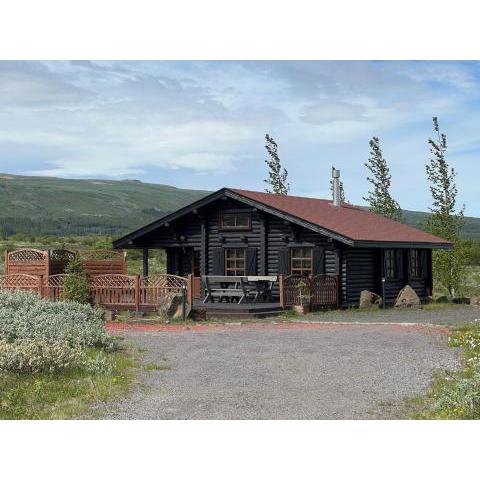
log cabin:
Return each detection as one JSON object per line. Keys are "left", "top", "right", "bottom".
{"left": 113, "top": 173, "right": 451, "bottom": 312}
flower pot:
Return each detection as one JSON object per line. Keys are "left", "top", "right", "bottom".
{"left": 293, "top": 304, "right": 310, "bottom": 315}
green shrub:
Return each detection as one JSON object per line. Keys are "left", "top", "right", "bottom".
{"left": 80, "top": 352, "right": 114, "bottom": 375}
{"left": 63, "top": 257, "right": 90, "bottom": 304}
{"left": 0, "top": 289, "right": 108, "bottom": 348}
{"left": 0, "top": 339, "right": 80, "bottom": 374}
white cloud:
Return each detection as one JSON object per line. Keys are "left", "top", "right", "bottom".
{"left": 0, "top": 60, "right": 479, "bottom": 213}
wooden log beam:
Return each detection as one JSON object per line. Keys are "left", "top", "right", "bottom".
{"left": 142, "top": 249, "right": 149, "bottom": 277}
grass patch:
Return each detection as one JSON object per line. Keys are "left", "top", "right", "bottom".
{"left": 0, "top": 344, "right": 138, "bottom": 420}
{"left": 409, "top": 322, "right": 480, "bottom": 419}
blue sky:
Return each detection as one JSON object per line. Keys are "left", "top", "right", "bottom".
{"left": 0, "top": 60, "right": 479, "bottom": 214}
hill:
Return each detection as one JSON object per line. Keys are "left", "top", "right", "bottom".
{"left": 1, "top": 173, "right": 479, "bottom": 239}
{"left": 0, "top": 174, "right": 208, "bottom": 236}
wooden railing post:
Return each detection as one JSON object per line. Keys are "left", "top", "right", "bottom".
{"left": 44, "top": 277, "right": 49, "bottom": 300}
{"left": 4, "top": 249, "right": 8, "bottom": 275}
{"left": 37, "top": 276, "right": 43, "bottom": 298}
{"left": 279, "top": 274, "right": 284, "bottom": 309}
{"left": 187, "top": 274, "right": 194, "bottom": 305}
{"left": 134, "top": 275, "right": 140, "bottom": 311}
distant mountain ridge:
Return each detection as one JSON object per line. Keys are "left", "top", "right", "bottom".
{"left": 1, "top": 173, "right": 479, "bottom": 239}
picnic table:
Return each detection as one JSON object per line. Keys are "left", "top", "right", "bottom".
{"left": 247, "top": 276, "right": 277, "bottom": 302}
{"left": 202, "top": 275, "right": 278, "bottom": 304}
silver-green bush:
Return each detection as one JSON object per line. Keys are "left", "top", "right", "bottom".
{"left": 0, "top": 339, "right": 80, "bottom": 374}
{"left": 0, "top": 289, "right": 108, "bottom": 348}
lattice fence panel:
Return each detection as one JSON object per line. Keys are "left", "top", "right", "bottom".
{"left": 8, "top": 249, "right": 47, "bottom": 263}
{"left": 310, "top": 274, "right": 338, "bottom": 306}
{"left": 89, "top": 274, "right": 136, "bottom": 307}
{"left": 0, "top": 274, "right": 41, "bottom": 295}
{"left": 140, "top": 274, "right": 186, "bottom": 306}
{"left": 49, "top": 249, "right": 76, "bottom": 263}
{"left": 44, "top": 274, "right": 68, "bottom": 301}
{"left": 282, "top": 275, "right": 311, "bottom": 306}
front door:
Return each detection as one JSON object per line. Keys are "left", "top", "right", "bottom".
{"left": 191, "top": 249, "right": 201, "bottom": 299}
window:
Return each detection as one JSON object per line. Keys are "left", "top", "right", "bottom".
{"left": 291, "top": 247, "right": 313, "bottom": 276}
{"left": 220, "top": 212, "right": 251, "bottom": 230}
{"left": 409, "top": 249, "right": 421, "bottom": 278}
{"left": 225, "top": 248, "right": 246, "bottom": 276}
{"left": 384, "top": 249, "right": 396, "bottom": 279}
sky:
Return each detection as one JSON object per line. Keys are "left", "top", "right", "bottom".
{"left": 0, "top": 60, "right": 479, "bottom": 214}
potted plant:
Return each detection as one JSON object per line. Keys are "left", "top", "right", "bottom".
{"left": 293, "top": 279, "right": 311, "bottom": 314}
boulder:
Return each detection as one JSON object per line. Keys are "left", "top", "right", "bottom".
{"left": 359, "top": 290, "right": 382, "bottom": 309}
{"left": 394, "top": 285, "right": 421, "bottom": 308}
{"left": 470, "top": 296, "right": 480, "bottom": 306}
{"left": 157, "top": 293, "right": 181, "bottom": 317}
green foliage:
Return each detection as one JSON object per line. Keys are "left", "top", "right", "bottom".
{"left": 264, "top": 134, "right": 290, "bottom": 195}
{"left": 363, "top": 136, "right": 403, "bottom": 221}
{"left": 0, "top": 289, "right": 108, "bottom": 348}
{"left": 0, "top": 173, "right": 208, "bottom": 236}
{"left": 0, "top": 339, "right": 80, "bottom": 374}
{"left": 425, "top": 117, "right": 468, "bottom": 296}
{"left": 411, "top": 324, "right": 480, "bottom": 419}
{"left": 63, "top": 257, "right": 90, "bottom": 304}
{"left": 0, "top": 347, "right": 135, "bottom": 419}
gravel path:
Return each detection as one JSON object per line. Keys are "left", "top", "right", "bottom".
{"left": 293, "top": 304, "right": 480, "bottom": 326}
{"left": 99, "top": 323, "right": 461, "bottom": 419}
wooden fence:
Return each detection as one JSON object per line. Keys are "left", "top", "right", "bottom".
{"left": 4, "top": 248, "right": 126, "bottom": 278}
{"left": 0, "top": 273, "right": 194, "bottom": 312}
{"left": 279, "top": 274, "right": 339, "bottom": 308}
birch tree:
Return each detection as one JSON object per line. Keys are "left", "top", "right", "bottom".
{"left": 264, "top": 134, "right": 289, "bottom": 195}
{"left": 364, "top": 136, "right": 403, "bottom": 221}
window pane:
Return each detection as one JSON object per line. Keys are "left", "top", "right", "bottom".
{"left": 291, "top": 248, "right": 301, "bottom": 258}
{"left": 292, "top": 259, "right": 302, "bottom": 269}
{"left": 303, "top": 259, "right": 312, "bottom": 269}
{"left": 236, "top": 214, "right": 249, "bottom": 227}
{"left": 222, "top": 214, "right": 235, "bottom": 227}
{"left": 236, "top": 249, "right": 245, "bottom": 259}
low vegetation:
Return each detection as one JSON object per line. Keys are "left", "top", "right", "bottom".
{"left": 0, "top": 290, "right": 135, "bottom": 419}
{"left": 410, "top": 322, "right": 480, "bottom": 419}
{"left": 62, "top": 257, "right": 90, "bottom": 304}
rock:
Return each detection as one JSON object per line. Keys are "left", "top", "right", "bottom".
{"left": 103, "top": 309, "right": 116, "bottom": 322}
{"left": 359, "top": 290, "right": 382, "bottom": 309}
{"left": 452, "top": 297, "right": 471, "bottom": 305}
{"left": 157, "top": 293, "right": 182, "bottom": 317}
{"left": 394, "top": 285, "right": 421, "bottom": 308}
{"left": 470, "top": 296, "right": 480, "bottom": 306}
{"left": 436, "top": 295, "right": 451, "bottom": 303}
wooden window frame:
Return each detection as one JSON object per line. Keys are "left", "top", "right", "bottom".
{"left": 219, "top": 212, "right": 251, "bottom": 231}
{"left": 225, "top": 248, "right": 246, "bottom": 276}
{"left": 384, "top": 249, "right": 397, "bottom": 280}
{"left": 290, "top": 247, "right": 313, "bottom": 276}
{"left": 409, "top": 249, "right": 421, "bottom": 279}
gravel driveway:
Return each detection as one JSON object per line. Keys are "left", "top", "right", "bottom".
{"left": 292, "top": 304, "right": 480, "bottom": 326}
{"left": 100, "top": 323, "right": 461, "bottom": 420}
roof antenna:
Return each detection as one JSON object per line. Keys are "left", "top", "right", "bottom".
{"left": 332, "top": 167, "right": 341, "bottom": 207}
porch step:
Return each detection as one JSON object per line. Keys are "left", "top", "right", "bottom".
{"left": 205, "top": 310, "right": 283, "bottom": 320}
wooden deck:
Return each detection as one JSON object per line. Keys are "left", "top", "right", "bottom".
{"left": 192, "top": 300, "right": 283, "bottom": 319}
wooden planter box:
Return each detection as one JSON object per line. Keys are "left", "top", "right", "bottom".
{"left": 293, "top": 304, "right": 311, "bottom": 315}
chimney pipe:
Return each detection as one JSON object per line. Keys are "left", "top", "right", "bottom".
{"left": 332, "top": 167, "right": 341, "bottom": 207}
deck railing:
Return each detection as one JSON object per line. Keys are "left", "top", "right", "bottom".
{"left": 279, "top": 274, "right": 339, "bottom": 308}
{"left": 0, "top": 273, "right": 192, "bottom": 311}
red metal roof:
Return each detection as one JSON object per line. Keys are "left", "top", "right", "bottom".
{"left": 230, "top": 188, "right": 451, "bottom": 245}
